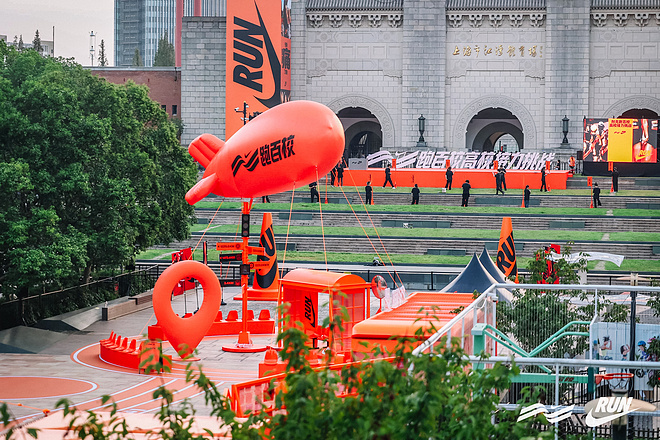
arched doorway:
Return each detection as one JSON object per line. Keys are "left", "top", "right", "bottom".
{"left": 619, "top": 108, "right": 659, "bottom": 119}
{"left": 337, "top": 107, "right": 382, "bottom": 160}
{"left": 466, "top": 108, "right": 523, "bottom": 151}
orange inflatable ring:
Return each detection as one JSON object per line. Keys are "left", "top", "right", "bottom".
{"left": 152, "top": 260, "right": 222, "bottom": 358}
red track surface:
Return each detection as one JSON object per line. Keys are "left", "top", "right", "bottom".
{"left": 0, "top": 377, "right": 97, "bottom": 400}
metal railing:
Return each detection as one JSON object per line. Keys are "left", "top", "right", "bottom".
{"left": 0, "top": 267, "right": 159, "bottom": 330}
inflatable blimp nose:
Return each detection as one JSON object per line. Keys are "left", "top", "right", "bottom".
{"left": 186, "top": 100, "right": 345, "bottom": 204}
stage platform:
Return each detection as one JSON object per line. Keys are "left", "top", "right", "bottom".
{"left": 345, "top": 168, "right": 569, "bottom": 190}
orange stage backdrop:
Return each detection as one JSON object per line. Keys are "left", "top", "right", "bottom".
{"left": 344, "top": 168, "right": 568, "bottom": 190}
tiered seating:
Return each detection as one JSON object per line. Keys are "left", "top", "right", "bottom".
{"left": 99, "top": 332, "right": 171, "bottom": 372}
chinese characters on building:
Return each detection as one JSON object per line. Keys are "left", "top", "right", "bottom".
{"left": 451, "top": 44, "right": 543, "bottom": 58}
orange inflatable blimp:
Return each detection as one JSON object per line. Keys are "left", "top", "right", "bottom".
{"left": 186, "top": 100, "right": 345, "bottom": 204}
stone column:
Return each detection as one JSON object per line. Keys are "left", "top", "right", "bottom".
{"left": 290, "top": 0, "right": 307, "bottom": 100}
{"left": 401, "top": 0, "right": 447, "bottom": 151}
{"left": 543, "top": 0, "right": 590, "bottom": 151}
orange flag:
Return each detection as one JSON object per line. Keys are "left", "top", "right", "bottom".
{"left": 497, "top": 217, "right": 518, "bottom": 282}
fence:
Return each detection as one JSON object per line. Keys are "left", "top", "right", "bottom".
{"left": 417, "top": 283, "right": 660, "bottom": 439}
{"left": 0, "top": 267, "right": 159, "bottom": 330}
{"left": 476, "top": 356, "right": 660, "bottom": 439}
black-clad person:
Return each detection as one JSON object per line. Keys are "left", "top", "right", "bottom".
{"left": 524, "top": 185, "right": 531, "bottom": 208}
{"left": 365, "top": 181, "right": 373, "bottom": 205}
{"left": 383, "top": 165, "right": 394, "bottom": 188}
{"left": 445, "top": 166, "right": 453, "bottom": 191}
{"left": 461, "top": 180, "right": 471, "bottom": 207}
{"left": 540, "top": 168, "right": 548, "bottom": 192}
{"left": 593, "top": 182, "right": 602, "bottom": 207}
{"left": 411, "top": 184, "right": 420, "bottom": 205}
{"left": 309, "top": 181, "right": 319, "bottom": 203}
{"left": 612, "top": 167, "right": 619, "bottom": 193}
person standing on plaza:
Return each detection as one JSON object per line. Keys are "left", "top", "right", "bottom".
{"left": 309, "top": 181, "right": 319, "bottom": 203}
{"left": 461, "top": 180, "right": 471, "bottom": 207}
{"left": 411, "top": 184, "right": 420, "bottom": 205}
{"left": 262, "top": 195, "right": 271, "bottom": 203}
{"left": 365, "top": 181, "right": 373, "bottom": 205}
{"left": 540, "top": 167, "right": 548, "bottom": 192}
{"left": 445, "top": 166, "right": 453, "bottom": 191}
{"left": 500, "top": 167, "right": 507, "bottom": 191}
{"left": 330, "top": 165, "right": 337, "bottom": 186}
{"left": 524, "top": 185, "right": 531, "bottom": 208}
{"left": 336, "top": 161, "right": 344, "bottom": 186}
{"left": 612, "top": 167, "right": 619, "bottom": 193}
{"left": 383, "top": 165, "right": 395, "bottom": 188}
{"left": 569, "top": 155, "right": 576, "bottom": 174}
{"left": 494, "top": 169, "right": 504, "bottom": 195}
{"left": 593, "top": 182, "right": 602, "bottom": 207}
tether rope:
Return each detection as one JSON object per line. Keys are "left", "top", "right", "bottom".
{"left": 342, "top": 172, "right": 404, "bottom": 288}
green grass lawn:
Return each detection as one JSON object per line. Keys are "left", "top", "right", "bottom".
{"left": 136, "top": 247, "right": 660, "bottom": 273}
{"left": 190, "top": 224, "right": 608, "bottom": 242}
{"left": 195, "top": 201, "right": 615, "bottom": 216}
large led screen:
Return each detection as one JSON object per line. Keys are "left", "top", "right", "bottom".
{"left": 583, "top": 118, "right": 657, "bottom": 163}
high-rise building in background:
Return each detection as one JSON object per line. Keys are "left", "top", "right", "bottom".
{"left": 115, "top": 0, "right": 224, "bottom": 67}
{"left": 115, "top": 0, "right": 175, "bottom": 67}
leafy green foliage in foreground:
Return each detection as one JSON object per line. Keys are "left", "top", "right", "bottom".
{"left": 1, "top": 320, "right": 578, "bottom": 440}
{"left": 0, "top": 41, "right": 197, "bottom": 298}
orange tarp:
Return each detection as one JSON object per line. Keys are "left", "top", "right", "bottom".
{"left": 351, "top": 292, "right": 475, "bottom": 353}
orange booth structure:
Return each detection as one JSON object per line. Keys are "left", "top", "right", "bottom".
{"left": 345, "top": 168, "right": 569, "bottom": 190}
{"left": 259, "top": 269, "right": 370, "bottom": 376}
{"left": 351, "top": 292, "right": 477, "bottom": 354}
{"left": 279, "top": 268, "right": 370, "bottom": 354}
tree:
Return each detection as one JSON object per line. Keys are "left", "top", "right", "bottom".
{"left": 32, "top": 30, "right": 42, "bottom": 53}
{"left": 17, "top": 35, "right": 24, "bottom": 51}
{"left": 498, "top": 244, "right": 589, "bottom": 358}
{"left": 98, "top": 39, "right": 108, "bottom": 66}
{"left": 153, "top": 31, "right": 175, "bottom": 67}
{"left": 0, "top": 47, "right": 197, "bottom": 299}
{"left": 132, "top": 48, "right": 142, "bottom": 67}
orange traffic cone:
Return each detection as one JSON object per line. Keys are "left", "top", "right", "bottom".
{"left": 521, "top": 190, "right": 525, "bottom": 208}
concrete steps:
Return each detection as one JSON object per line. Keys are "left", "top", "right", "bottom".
{"left": 157, "top": 233, "right": 659, "bottom": 260}
{"left": 196, "top": 209, "right": 660, "bottom": 233}
{"left": 209, "top": 191, "right": 660, "bottom": 209}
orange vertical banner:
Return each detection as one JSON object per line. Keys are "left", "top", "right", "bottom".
{"left": 240, "top": 212, "right": 280, "bottom": 301}
{"left": 496, "top": 217, "right": 518, "bottom": 281}
{"left": 226, "top": 0, "right": 286, "bottom": 138}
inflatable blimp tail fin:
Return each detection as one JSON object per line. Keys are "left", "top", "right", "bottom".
{"left": 189, "top": 134, "right": 224, "bottom": 169}
{"left": 186, "top": 174, "right": 217, "bottom": 205}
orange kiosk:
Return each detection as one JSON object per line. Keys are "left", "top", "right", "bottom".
{"left": 259, "top": 269, "right": 370, "bottom": 376}
{"left": 279, "top": 269, "right": 370, "bottom": 354}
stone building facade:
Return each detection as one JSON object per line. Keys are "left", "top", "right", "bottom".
{"left": 180, "top": 0, "right": 660, "bottom": 162}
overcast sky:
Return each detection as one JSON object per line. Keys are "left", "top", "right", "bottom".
{"left": 0, "top": 0, "right": 114, "bottom": 66}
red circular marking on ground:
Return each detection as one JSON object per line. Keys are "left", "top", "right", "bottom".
{"left": 0, "top": 377, "right": 97, "bottom": 400}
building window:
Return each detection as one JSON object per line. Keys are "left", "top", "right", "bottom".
{"left": 172, "top": 104, "right": 178, "bottom": 116}
{"left": 161, "top": 104, "right": 167, "bottom": 112}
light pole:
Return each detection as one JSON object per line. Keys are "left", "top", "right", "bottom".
{"left": 235, "top": 101, "right": 248, "bottom": 125}
{"left": 562, "top": 115, "right": 569, "bottom": 145}
{"left": 417, "top": 114, "right": 426, "bottom": 147}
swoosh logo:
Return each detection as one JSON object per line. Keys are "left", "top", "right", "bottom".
{"left": 254, "top": 2, "right": 281, "bottom": 108}
{"left": 585, "top": 407, "right": 640, "bottom": 427}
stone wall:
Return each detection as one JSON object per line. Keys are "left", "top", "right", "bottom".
{"left": 181, "top": 17, "right": 226, "bottom": 146}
